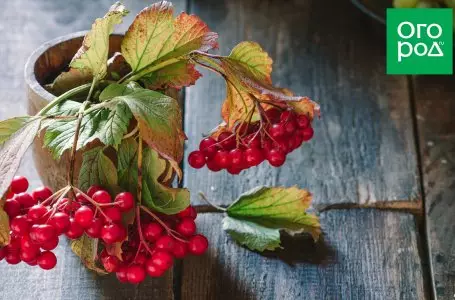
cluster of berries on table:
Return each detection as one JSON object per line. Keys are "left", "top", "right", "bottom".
{"left": 0, "top": 176, "right": 208, "bottom": 284}
{"left": 109, "top": 205, "right": 208, "bottom": 284}
{"left": 188, "top": 108, "right": 314, "bottom": 174}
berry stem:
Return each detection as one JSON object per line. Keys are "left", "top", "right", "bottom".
{"left": 198, "top": 192, "right": 227, "bottom": 212}
{"left": 40, "top": 186, "right": 70, "bottom": 206}
{"left": 72, "top": 187, "right": 112, "bottom": 222}
{"left": 139, "top": 205, "right": 188, "bottom": 243}
{"left": 136, "top": 206, "right": 154, "bottom": 255}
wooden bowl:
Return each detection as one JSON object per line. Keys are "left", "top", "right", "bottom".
{"left": 24, "top": 32, "right": 124, "bottom": 191}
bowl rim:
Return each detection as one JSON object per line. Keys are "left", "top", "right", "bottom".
{"left": 24, "top": 31, "right": 124, "bottom": 102}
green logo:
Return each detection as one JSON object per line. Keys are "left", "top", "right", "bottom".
{"left": 386, "top": 8, "right": 453, "bottom": 75}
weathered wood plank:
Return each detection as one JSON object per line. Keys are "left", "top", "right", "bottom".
{"left": 413, "top": 75, "right": 455, "bottom": 299}
{"left": 0, "top": 1, "right": 185, "bottom": 299}
{"left": 181, "top": 210, "right": 426, "bottom": 300}
{"left": 183, "top": 0, "right": 419, "bottom": 206}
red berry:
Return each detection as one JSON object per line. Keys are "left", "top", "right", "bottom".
{"left": 0, "top": 247, "right": 7, "bottom": 260}
{"left": 75, "top": 193, "right": 89, "bottom": 205}
{"left": 25, "top": 258, "right": 38, "bottom": 266}
{"left": 10, "top": 215, "right": 30, "bottom": 235}
{"left": 276, "top": 139, "right": 289, "bottom": 154}
{"left": 143, "top": 222, "right": 163, "bottom": 242}
{"left": 5, "top": 252, "right": 21, "bottom": 264}
{"left": 296, "top": 114, "right": 310, "bottom": 129}
{"left": 145, "top": 259, "right": 166, "bottom": 277}
{"left": 217, "top": 132, "right": 236, "bottom": 150}
{"left": 29, "top": 224, "right": 56, "bottom": 244}
{"left": 155, "top": 235, "right": 175, "bottom": 251}
{"left": 61, "top": 198, "right": 81, "bottom": 214}
{"left": 206, "top": 159, "right": 222, "bottom": 172}
{"left": 188, "top": 151, "right": 206, "bottom": 169}
{"left": 27, "top": 204, "right": 48, "bottom": 222}
{"left": 115, "top": 192, "right": 134, "bottom": 212}
{"left": 102, "top": 207, "right": 122, "bottom": 223}
{"left": 15, "top": 192, "right": 36, "bottom": 208}
{"left": 48, "top": 212, "right": 70, "bottom": 234}
{"left": 3, "top": 199, "right": 20, "bottom": 218}
{"left": 301, "top": 127, "right": 314, "bottom": 141}
{"left": 188, "top": 235, "right": 208, "bottom": 256}
{"left": 244, "top": 148, "right": 264, "bottom": 167}
{"left": 74, "top": 206, "right": 94, "bottom": 228}
{"left": 214, "top": 150, "right": 231, "bottom": 169}
{"left": 283, "top": 120, "right": 297, "bottom": 135}
{"left": 151, "top": 251, "right": 173, "bottom": 270}
{"left": 229, "top": 149, "right": 244, "bottom": 167}
{"left": 10, "top": 176, "right": 28, "bottom": 194}
{"left": 176, "top": 218, "right": 196, "bottom": 237}
{"left": 65, "top": 218, "right": 84, "bottom": 239}
{"left": 85, "top": 218, "right": 103, "bottom": 238}
{"left": 87, "top": 185, "right": 102, "bottom": 198}
{"left": 227, "top": 166, "right": 243, "bottom": 175}
{"left": 177, "top": 206, "right": 197, "bottom": 220}
{"left": 116, "top": 265, "right": 129, "bottom": 283}
{"left": 41, "top": 236, "right": 59, "bottom": 251}
{"left": 121, "top": 251, "right": 134, "bottom": 264}
{"left": 134, "top": 252, "right": 147, "bottom": 265}
{"left": 37, "top": 251, "right": 57, "bottom": 270}
{"left": 21, "top": 235, "right": 36, "bottom": 250}
{"left": 92, "top": 190, "right": 111, "bottom": 204}
{"left": 172, "top": 240, "right": 188, "bottom": 259}
{"left": 266, "top": 148, "right": 286, "bottom": 167}
{"left": 244, "top": 133, "right": 261, "bottom": 149}
{"left": 20, "top": 247, "right": 40, "bottom": 262}
{"left": 6, "top": 236, "right": 21, "bottom": 252}
{"left": 127, "top": 265, "right": 146, "bottom": 284}
{"left": 101, "top": 223, "right": 125, "bottom": 244}
{"left": 264, "top": 108, "right": 281, "bottom": 123}
{"left": 31, "top": 187, "right": 53, "bottom": 203}
{"left": 269, "top": 123, "right": 285, "bottom": 139}
{"left": 5, "top": 191, "right": 14, "bottom": 199}
{"left": 101, "top": 255, "right": 120, "bottom": 273}
{"left": 199, "top": 137, "right": 218, "bottom": 159}
{"left": 280, "top": 110, "right": 294, "bottom": 122}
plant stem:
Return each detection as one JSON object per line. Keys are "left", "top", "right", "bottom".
{"left": 198, "top": 192, "right": 227, "bottom": 212}
{"left": 139, "top": 205, "right": 188, "bottom": 243}
{"left": 137, "top": 137, "right": 143, "bottom": 205}
{"left": 122, "top": 58, "right": 180, "bottom": 84}
{"left": 37, "top": 83, "right": 92, "bottom": 116}
{"left": 136, "top": 206, "right": 154, "bottom": 255}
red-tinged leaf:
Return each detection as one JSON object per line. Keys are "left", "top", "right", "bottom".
{"left": 142, "top": 60, "right": 202, "bottom": 90}
{"left": 0, "top": 205, "right": 10, "bottom": 247}
{"left": 105, "top": 242, "right": 123, "bottom": 261}
{"left": 71, "top": 235, "right": 107, "bottom": 275}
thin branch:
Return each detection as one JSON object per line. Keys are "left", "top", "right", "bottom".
{"left": 198, "top": 192, "right": 227, "bottom": 212}
{"left": 137, "top": 137, "right": 143, "bottom": 205}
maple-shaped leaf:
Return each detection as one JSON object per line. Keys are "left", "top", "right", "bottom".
{"left": 100, "top": 83, "right": 185, "bottom": 178}
{"left": 117, "top": 138, "right": 189, "bottom": 215}
{"left": 121, "top": 2, "right": 217, "bottom": 82}
{"left": 71, "top": 234, "right": 107, "bottom": 275}
{"left": 0, "top": 205, "right": 10, "bottom": 247}
{"left": 222, "top": 186, "right": 321, "bottom": 252}
{"left": 141, "top": 60, "right": 202, "bottom": 90}
{"left": 70, "top": 2, "right": 128, "bottom": 82}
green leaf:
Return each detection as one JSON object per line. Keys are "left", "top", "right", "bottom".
{"left": 70, "top": 2, "right": 128, "bottom": 81}
{"left": 43, "top": 107, "right": 109, "bottom": 159}
{"left": 47, "top": 68, "right": 92, "bottom": 96}
{"left": 222, "top": 216, "right": 281, "bottom": 251}
{"left": 0, "top": 205, "right": 10, "bottom": 247}
{"left": 227, "top": 186, "right": 320, "bottom": 236}
{"left": 78, "top": 146, "right": 118, "bottom": 192}
{"left": 0, "top": 118, "right": 41, "bottom": 197}
{"left": 141, "top": 60, "right": 202, "bottom": 90}
{"left": 100, "top": 83, "right": 185, "bottom": 177}
{"left": 0, "top": 117, "right": 32, "bottom": 145}
{"left": 96, "top": 102, "right": 132, "bottom": 148}
{"left": 116, "top": 138, "right": 189, "bottom": 214}
{"left": 71, "top": 234, "right": 107, "bottom": 275}
{"left": 121, "top": 2, "right": 217, "bottom": 80}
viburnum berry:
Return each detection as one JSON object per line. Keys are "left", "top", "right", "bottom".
{"left": 269, "top": 123, "right": 285, "bottom": 139}
{"left": 280, "top": 110, "right": 293, "bottom": 122}
{"left": 31, "top": 186, "right": 53, "bottom": 202}
{"left": 66, "top": 218, "right": 84, "bottom": 239}
{"left": 116, "top": 265, "right": 129, "bottom": 283}
{"left": 3, "top": 199, "right": 20, "bottom": 218}
{"left": 227, "top": 166, "right": 243, "bottom": 175}
{"left": 5, "top": 252, "right": 21, "bottom": 265}
{"left": 61, "top": 198, "right": 81, "bottom": 214}
{"left": 41, "top": 236, "right": 59, "bottom": 251}
{"left": 29, "top": 224, "right": 56, "bottom": 244}
{"left": 188, "top": 151, "right": 206, "bottom": 169}
{"left": 0, "top": 247, "right": 7, "bottom": 260}
{"left": 143, "top": 222, "right": 163, "bottom": 242}
{"left": 244, "top": 148, "right": 264, "bottom": 167}
{"left": 229, "top": 149, "right": 244, "bottom": 167}
{"left": 296, "top": 114, "right": 310, "bottom": 129}
{"left": 266, "top": 148, "right": 286, "bottom": 167}
{"left": 150, "top": 251, "right": 173, "bottom": 270}
{"left": 177, "top": 206, "right": 197, "bottom": 220}
{"left": 27, "top": 204, "right": 48, "bottom": 222}
{"left": 214, "top": 150, "right": 231, "bottom": 169}
{"left": 145, "top": 259, "right": 166, "bottom": 277}
{"left": 102, "top": 255, "right": 120, "bottom": 273}
{"left": 265, "top": 108, "right": 281, "bottom": 123}
{"left": 92, "top": 190, "right": 112, "bottom": 204}
{"left": 85, "top": 218, "right": 103, "bottom": 238}
{"left": 20, "top": 247, "right": 40, "bottom": 263}
{"left": 37, "top": 251, "right": 57, "bottom": 270}
{"left": 15, "top": 192, "right": 36, "bottom": 208}
{"left": 176, "top": 217, "right": 196, "bottom": 237}
{"left": 155, "top": 235, "right": 175, "bottom": 252}
{"left": 127, "top": 264, "right": 146, "bottom": 284}
{"left": 199, "top": 137, "right": 218, "bottom": 158}
{"left": 301, "top": 127, "right": 314, "bottom": 141}
{"left": 206, "top": 159, "right": 222, "bottom": 172}
{"left": 87, "top": 185, "right": 102, "bottom": 198}
{"left": 48, "top": 212, "right": 70, "bottom": 234}
{"left": 217, "top": 131, "right": 236, "bottom": 150}
{"left": 10, "top": 176, "right": 28, "bottom": 194}
{"left": 115, "top": 192, "right": 134, "bottom": 212}
{"left": 134, "top": 252, "right": 147, "bottom": 265}
{"left": 10, "top": 215, "right": 30, "bottom": 235}
{"left": 74, "top": 206, "right": 94, "bottom": 228}
{"left": 102, "top": 207, "right": 122, "bottom": 223}
{"left": 172, "top": 240, "right": 188, "bottom": 259}
{"left": 101, "top": 223, "right": 126, "bottom": 244}
{"left": 188, "top": 235, "right": 208, "bottom": 256}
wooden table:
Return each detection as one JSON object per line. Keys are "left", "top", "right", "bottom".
{"left": 0, "top": 0, "right": 454, "bottom": 299}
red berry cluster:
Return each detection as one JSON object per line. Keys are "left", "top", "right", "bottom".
{"left": 188, "top": 108, "right": 314, "bottom": 174}
{"left": 0, "top": 176, "right": 133, "bottom": 270}
{"left": 107, "top": 206, "right": 208, "bottom": 284}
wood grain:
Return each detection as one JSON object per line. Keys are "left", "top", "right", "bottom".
{"left": 181, "top": 210, "right": 426, "bottom": 300}
{"left": 0, "top": 1, "right": 185, "bottom": 299}
{"left": 183, "top": 0, "right": 420, "bottom": 206}
{"left": 413, "top": 75, "right": 455, "bottom": 300}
